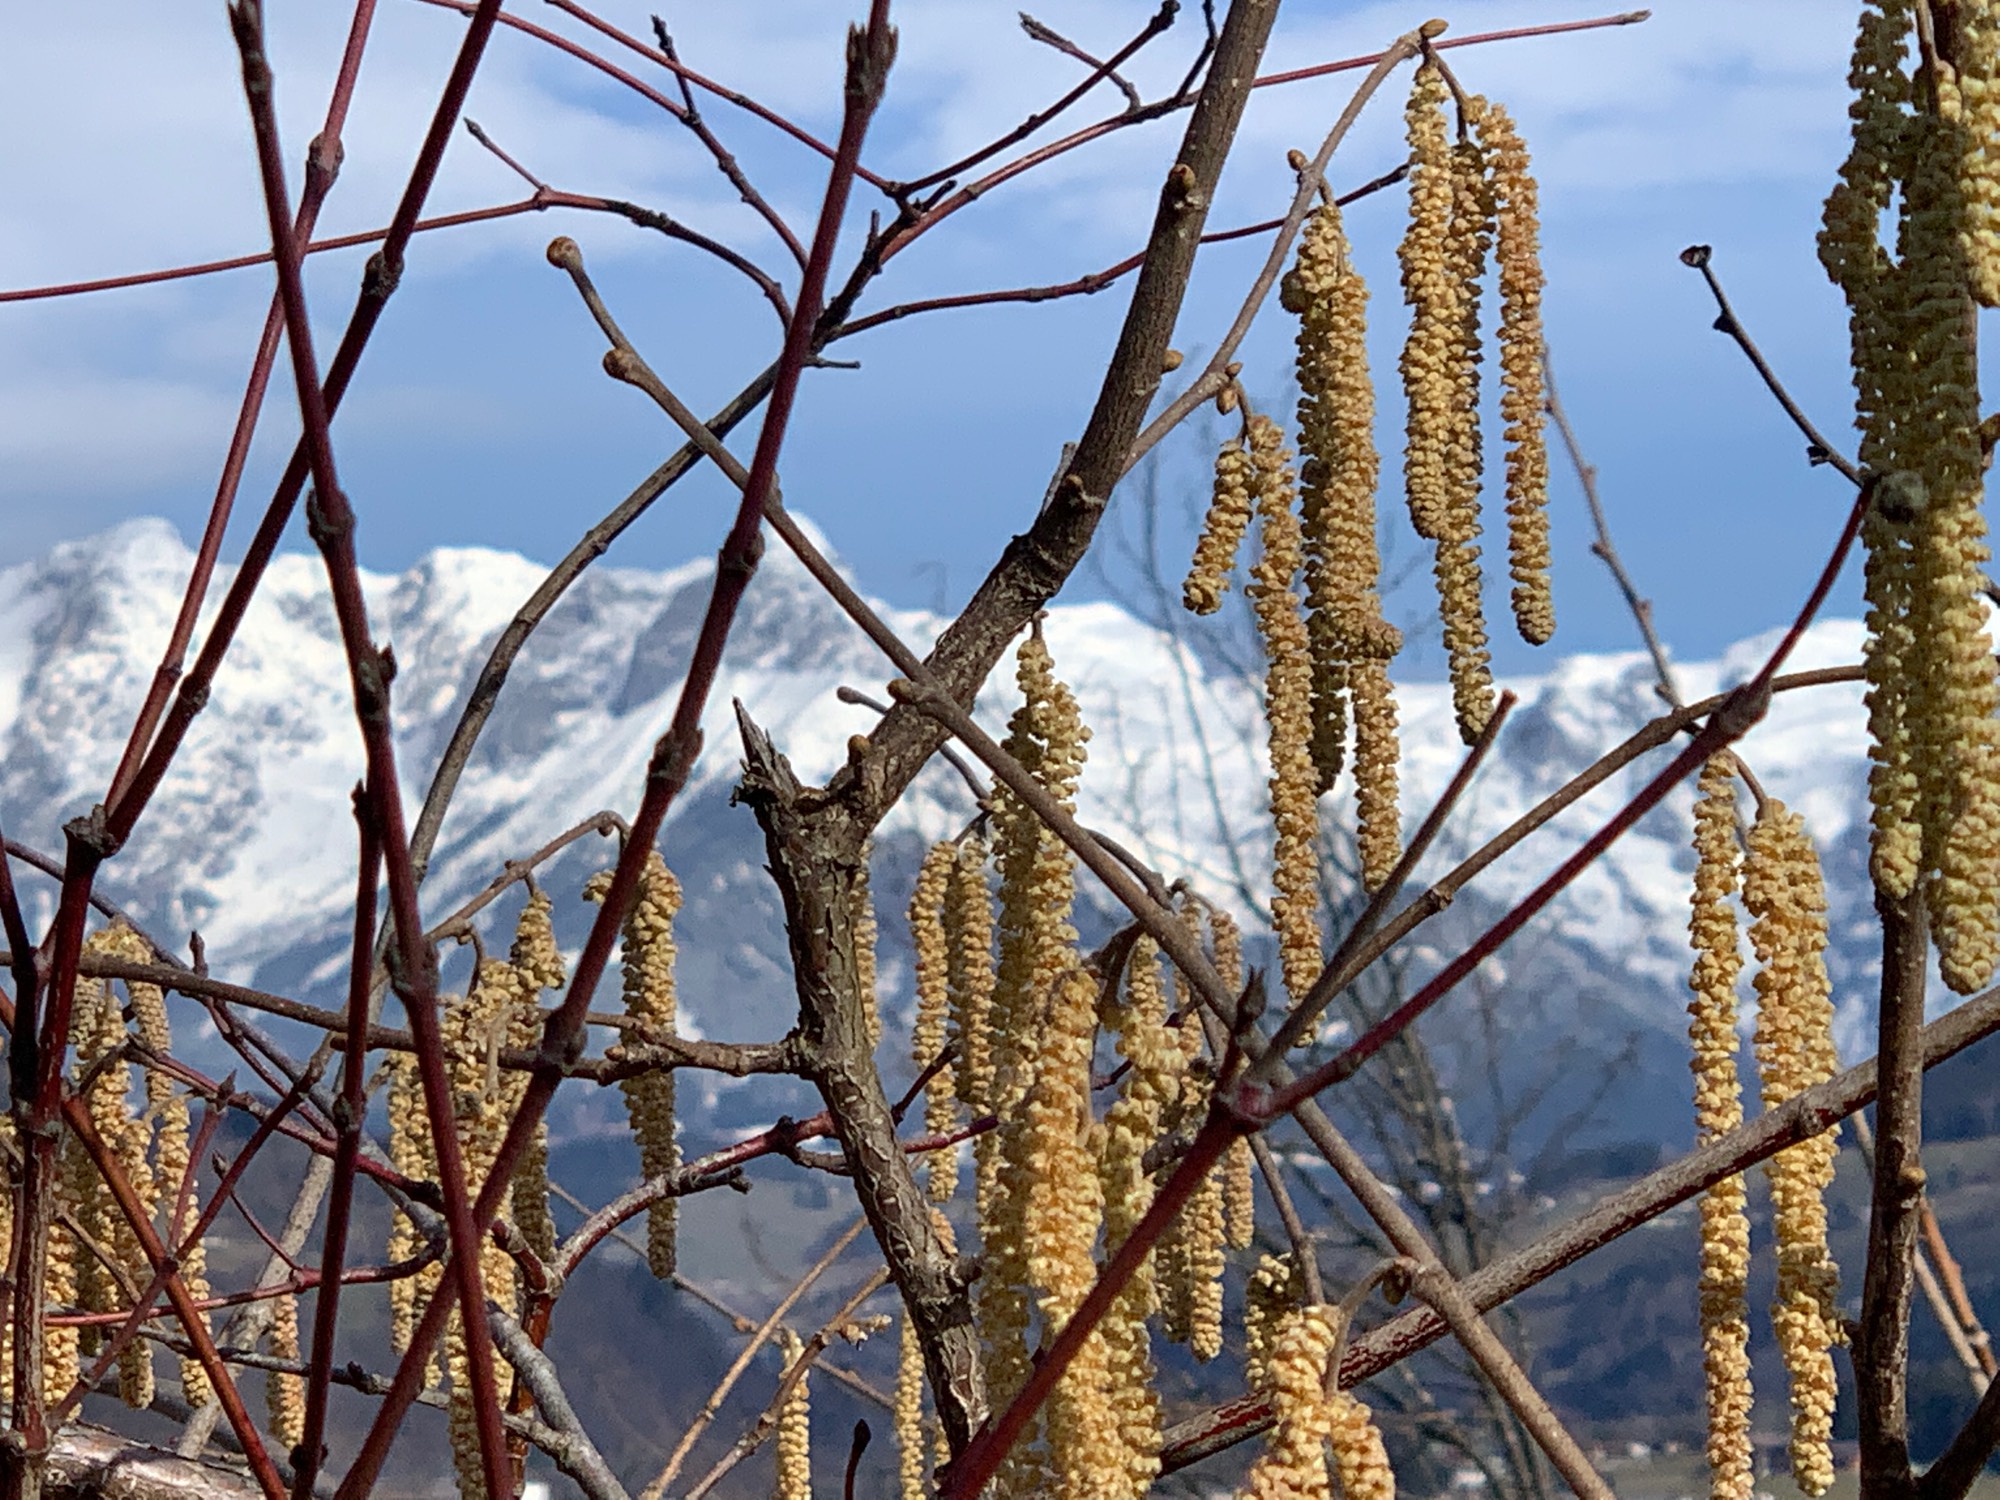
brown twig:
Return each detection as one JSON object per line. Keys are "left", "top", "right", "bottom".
{"left": 1246, "top": 1133, "right": 1324, "bottom": 1304}
{"left": 640, "top": 1216, "right": 871, "bottom": 1499}
{"left": 833, "top": 163, "right": 1408, "bottom": 341}
{"left": 1121, "top": 26, "right": 1425, "bottom": 475}
{"left": 1021, "top": 11, "right": 1147, "bottom": 110}
{"left": 1396, "top": 1259, "right": 1613, "bottom": 1500}
{"left": 229, "top": 7, "right": 510, "bottom": 1490}
{"left": 889, "top": 3, "right": 1176, "bottom": 195}
{"left": 682, "top": 1265, "right": 893, "bottom": 1500}
{"left": 1679, "top": 245, "right": 1863, "bottom": 486}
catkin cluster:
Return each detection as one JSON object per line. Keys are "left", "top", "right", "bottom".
{"left": 1237, "top": 1303, "right": 1394, "bottom": 1500}
{"left": 1283, "top": 199, "right": 1405, "bottom": 892}
{"left": 1821, "top": 0, "right": 2000, "bottom": 992}
{"left": 978, "top": 630, "right": 1090, "bottom": 1485}
{"left": 1686, "top": 759, "right": 1753, "bottom": 1500}
{"left": 590, "top": 852, "right": 685, "bottom": 1278}
{"left": 60, "top": 920, "right": 194, "bottom": 1410}
{"left": 1400, "top": 63, "right": 1496, "bottom": 743}
{"left": 1743, "top": 803, "right": 1842, "bottom": 1497}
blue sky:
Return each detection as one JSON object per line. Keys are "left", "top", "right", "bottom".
{"left": 1, "top": 2, "right": 1870, "bottom": 682}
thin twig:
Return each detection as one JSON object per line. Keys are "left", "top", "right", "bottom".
{"left": 682, "top": 1266, "right": 894, "bottom": 1500}
{"left": 641, "top": 1217, "right": 871, "bottom": 1498}
{"left": 1679, "top": 245, "right": 1863, "bottom": 486}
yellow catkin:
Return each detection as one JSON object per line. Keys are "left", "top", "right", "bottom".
{"left": 1400, "top": 60, "right": 1458, "bottom": 545}
{"left": 384, "top": 1050, "right": 435, "bottom": 1374}
{"left": 1687, "top": 758, "right": 1753, "bottom": 1500}
{"left": 776, "top": 1328, "right": 812, "bottom": 1500}
{"left": 1435, "top": 535, "right": 1496, "bottom": 746}
{"left": 120, "top": 916, "right": 207, "bottom": 1405}
{"left": 1744, "top": 802, "right": 1842, "bottom": 1497}
{"left": 1095, "top": 940, "right": 1179, "bottom": 1498}
{"left": 1960, "top": 3, "right": 2000, "bottom": 305}
{"left": 978, "top": 630, "right": 1089, "bottom": 1456}
{"left": 590, "top": 854, "right": 685, "bottom": 1277}
{"left": 1441, "top": 116, "right": 1491, "bottom": 544}
{"left": 946, "top": 834, "right": 995, "bottom": 1146}
{"left": 1328, "top": 1380, "right": 1397, "bottom": 1500}
{"left": 1481, "top": 101, "right": 1553, "bottom": 645}
{"left": 856, "top": 844, "right": 883, "bottom": 1052}
{"left": 1238, "top": 1305, "right": 1339, "bottom": 1500}
{"left": 1286, "top": 198, "right": 1390, "bottom": 793}
{"left": 1244, "top": 1253, "right": 1303, "bottom": 1396}
{"left": 1284, "top": 196, "right": 1405, "bottom": 880}
{"left": 510, "top": 890, "right": 564, "bottom": 1264}
{"left": 1008, "top": 966, "right": 1121, "bottom": 1500}
{"left": 44, "top": 1217, "right": 80, "bottom": 1408}
{"left": 445, "top": 958, "right": 528, "bottom": 1500}
{"left": 896, "top": 1310, "right": 928, "bottom": 1500}
{"left": 1822, "top": 0, "right": 2000, "bottom": 981}
{"left": 267, "top": 1291, "right": 305, "bottom": 1455}
{"left": 1246, "top": 413, "right": 1325, "bottom": 1003}
{"left": 1401, "top": 71, "right": 1497, "bottom": 745}
{"left": 72, "top": 924, "right": 160, "bottom": 1407}
{"left": 1350, "top": 659, "right": 1403, "bottom": 893}
{"left": 910, "top": 842, "right": 959, "bottom": 1205}
{"left": 1186, "top": 436, "right": 1258, "bottom": 615}
{"left": 1222, "top": 1137, "right": 1256, "bottom": 1252}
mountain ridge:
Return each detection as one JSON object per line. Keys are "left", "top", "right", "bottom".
{"left": 0, "top": 518, "right": 1898, "bottom": 1151}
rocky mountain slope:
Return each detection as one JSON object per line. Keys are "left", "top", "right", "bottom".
{"left": 0, "top": 518, "right": 1894, "bottom": 1153}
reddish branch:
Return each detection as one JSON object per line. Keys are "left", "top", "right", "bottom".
{"left": 330, "top": 12, "right": 898, "bottom": 1491}
{"left": 228, "top": 6, "right": 512, "bottom": 1492}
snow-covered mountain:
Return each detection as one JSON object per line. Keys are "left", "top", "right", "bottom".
{"left": 0, "top": 519, "right": 1891, "bottom": 1153}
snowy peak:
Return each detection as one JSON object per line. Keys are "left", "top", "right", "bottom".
{"left": 0, "top": 521, "right": 1892, "bottom": 1141}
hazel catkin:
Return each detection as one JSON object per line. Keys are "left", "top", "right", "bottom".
{"left": 1743, "top": 801, "right": 1842, "bottom": 1497}
{"left": 1687, "top": 757, "right": 1753, "bottom": 1500}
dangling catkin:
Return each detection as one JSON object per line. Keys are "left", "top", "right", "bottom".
{"left": 589, "top": 853, "right": 685, "bottom": 1277}
{"left": 776, "top": 1328, "right": 812, "bottom": 1500}
{"left": 1186, "top": 435, "right": 1257, "bottom": 616}
{"left": 1012, "top": 969, "right": 1123, "bottom": 1499}
{"left": 1095, "top": 940, "right": 1179, "bottom": 1498}
{"left": 1959, "top": 2, "right": 2000, "bottom": 305}
{"left": 1244, "top": 1253, "right": 1303, "bottom": 1396}
{"left": 1245, "top": 413, "right": 1325, "bottom": 1002}
{"left": 1239, "top": 1305, "right": 1336, "bottom": 1498}
{"left": 1687, "top": 758, "right": 1753, "bottom": 1500}
{"left": 1222, "top": 1138, "right": 1256, "bottom": 1252}
{"left": 509, "top": 889, "right": 565, "bottom": 1263}
{"left": 946, "top": 833, "right": 995, "bottom": 1194}
{"left": 1743, "top": 802, "right": 1841, "bottom": 1498}
{"left": 896, "top": 1309, "right": 927, "bottom": 1500}
{"left": 72, "top": 924, "right": 159, "bottom": 1407}
{"left": 1283, "top": 196, "right": 1405, "bottom": 882}
{"left": 267, "top": 1290, "right": 304, "bottom": 1454}
{"left": 1400, "top": 60, "right": 1458, "bottom": 546}
{"left": 910, "top": 842, "right": 959, "bottom": 1205}
{"left": 1286, "top": 199, "right": 1380, "bottom": 793}
{"left": 1821, "top": 0, "right": 2000, "bottom": 991}
{"left": 1481, "top": 100, "right": 1554, "bottom": 645}
{"left": 384, "top": 1049, "right": 437, "bottom": 1377}
{"left": 1402, "top": 64, "right": 1497, "bottom": 744}
{"left": 979, "top": 631, "right": 1088, "bottom": 1482}
{"left": 444, "top": 958, "right": 527, "bottom": 1500}
{"left": 855, "top": 842, "right": 883, "bottom": 1051}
